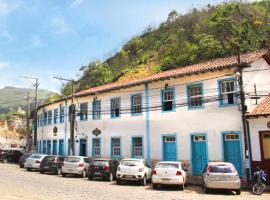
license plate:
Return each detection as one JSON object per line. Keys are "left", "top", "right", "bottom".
{"left": 126, "top": 175, "right": 133, "bottom": 178}
{"left": 94, "top": 172, "right": 101, "bottom": 175}
{"left": 67, "top": 169, "right": 73, "bottom": 172}
{"left": 162, "top": 178, "right": 170, "bottom": 181}
{"left": 44, "top": 166, "right": 49, "bottom": 169}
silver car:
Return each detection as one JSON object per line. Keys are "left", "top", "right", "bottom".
{"left": 61, "top": 156, "right": 90, "bottom": 178}
{"left": 24, "top": 154, "right": 47, "bottom": 171}
{"left": 202, "top": 162, "right": 241, "bottom": 195}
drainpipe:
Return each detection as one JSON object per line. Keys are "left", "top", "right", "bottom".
{"left": 64, "top": 99, "right": 68, "bottom": 156}
{"left": 145, "top": 83, "right": 151, "bottom": 162}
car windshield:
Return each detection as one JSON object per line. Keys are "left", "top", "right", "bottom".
{"left": 46, "top": 156, "right": 55, "bottom": 161}
{"left": 121, "top": 160, "right": 140, "bottom": 166}
{"left": 210, "top": 165, "right": 235, "bottom": 173}
{"left": 65, "top": 157, "right": 80, "bottom": 163}
{"left": 156, "top": 163, "right": 179, "bottom": 169}
{"left": 30, "top": 155, "right": 42, "bottom": 159}
{"left": 93, "top": 160, "right": 109, "bottom": 166}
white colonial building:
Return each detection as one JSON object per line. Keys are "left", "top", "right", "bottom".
{"left": 36, "top": 50, "right": 270, "bottom": 180}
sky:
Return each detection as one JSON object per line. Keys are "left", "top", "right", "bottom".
{"left": 0, "top": 0, "right": 226, "bottom": 92}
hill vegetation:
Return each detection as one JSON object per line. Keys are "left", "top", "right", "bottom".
{"left": 61, "top": 1, "right": 270, "bottom": 95}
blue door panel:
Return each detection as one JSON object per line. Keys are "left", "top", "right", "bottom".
{"left": 43, "top": 141, "right": 46, "bottom": 154}
{"left": 163, "top": 136, "right": 177, "bottom": 161}
{"left": 192, "top": 136, "right": 207, "bottom": 175}
{"left": 47, "top": 140, "right": 51, "bottom": 155}
{"left": 59, "top": 139, "right": 64, "bottom": 156}
{"left": 52, "top": 140, "right": 57, "bottom": 155}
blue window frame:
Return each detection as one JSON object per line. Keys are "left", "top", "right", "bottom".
{"left": 161, "top": 88, "right": 175, "bottom": 112}
{"left": 59, "top": 107, "right": 65, "bottom": 123}
{"left": 187, "top": 83, "right": 204, "bottom": 109}
{"left": 131, "top": 94, "right": 142, "bottom": 116}
{"left": 111, "top": 97, "right": 120, "bottom": 118}
{"left": 80, "top": 102, "right": 88, "bottom": 121}
{"left": 92, "top": 138, "right": 101, "bottom": 157}
{"left": 111, "top": 137, "right": 121, "bottom": 157}
{"left": 132, "top": 137, "right": 143, "bottom": 158}
{"left": 92, "top": 100, "right": 101, "bottom": 120}
{"left": 218, "top": 78, "right": 238, "bottom": 107}
{"left": 53, "top": 108, "right": 58, "bottom": 124}
{"left": 48, "top": 110, "right": 52, "bottom": 125}
{"left": 43, "top": 112, "right": 47, "bottom": 126}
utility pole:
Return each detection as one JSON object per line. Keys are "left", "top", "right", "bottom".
{"left": 254, "top": 84, "right": 258, "bottom": 105}
{"left": 21, "top": 76, "right": 39, "bottom": 152}
{"left": 53, "top": 76, "right": 75, "bottom": 156}
{"left": 24, "top": 91, "right": 31, "bottom": 153}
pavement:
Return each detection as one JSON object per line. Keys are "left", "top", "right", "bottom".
{"left": 0, "top": 163, "right": 269, "bottom": 200}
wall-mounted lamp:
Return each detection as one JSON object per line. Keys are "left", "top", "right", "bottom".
{"left": 165, "top": 83, "right": 169, "bottom": 90}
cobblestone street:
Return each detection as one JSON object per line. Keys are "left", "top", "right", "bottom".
{"left": 0, "top": 164, "right": 269, "bottom": 200}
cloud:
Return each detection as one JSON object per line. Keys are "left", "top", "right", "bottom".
{"left": 0, "top": 30, "right": 14, "bottom": 41}
{"left": 30, "top": 34, "right": 46, "bottom": 48}
{"left": 0, "top": 0, "right": 20, "bottom": 16}
{"left": 51, "top": 15, "right": 73, "bottom": 34}
{"left": 0, "top": 61, "right": 9, "bottom": 69}
{"left": 69, "top": 0, "right": 84, "bottom": 8}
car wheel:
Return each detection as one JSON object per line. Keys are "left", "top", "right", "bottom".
{"left": 82, "top": 170, "right": 87, "bottom": 178}
{"left": 27, "top": 168, "right": 31, "bottom": 172}
{"left": 108, "top": 172, "right": 114, "bottom": 182}
{"left": 141, "top": 176, "right": 147, "bottom": 186}
{"left": 62, "top": 173, "right": 66, "bottom": 177}
{"left": 88, "top": 175, "right": 93, "bottom": 180}
{"left": 235, "top": 189, "right": 241, "bottom": 195}
{"left": 116, "top": 179, "right": 122, "bottom": 185}
{"left": 203, "top": 183, "right": 209, "bottom": 194}
{"left": 153, "top": 184, "right": 158, "bottom": 190}
{"left": 19, "top": 164, "right": 24, "bottom": 168}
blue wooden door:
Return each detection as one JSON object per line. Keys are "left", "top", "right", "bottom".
{"left": 192, "top": 135, "right": 207, "bottom": 175}
{"left": 80, "top": 139, "right": 87, "bottom": 156}
{"left": 223, "top": 134, "right": 242, "bottom": 177}
{"left": 59, "top": 139, "right": 64, "bottom": 156}
{"left": 52, "top": 140, "right": 57, "bottom": 155}
{"left": 163, "top": 136, "right": 177, "bottom": 161}
{"left": 47, "top": 140, "right": 51, "bottom": 155}
{"left": 43, "top": 141, "right": 46, "bottom": 154}
{"left": 68, "top": 139, "right": 70, "bottom": 156}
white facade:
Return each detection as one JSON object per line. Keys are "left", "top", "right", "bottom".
{"left": 36, "top": 57, "right": 270, "bottom": 178}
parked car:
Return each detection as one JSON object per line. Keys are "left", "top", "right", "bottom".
{"left": 88, "top": 158, "right": 119, "bottom": 182}
{"left": 18, "top": 153, "right": 32, "bottom": 168}
{"left": 40, "top": 155, "right": 65, "bottom": 175}
{"left": 0, "top": 149, "right": 23, "bottom": 163}
{"left": 152, "top": 161, "right": 188, "bottom": 190}
{"left": 61, "top": 156, "right": 90, "bottom": 178}
{"left": 116, "top": 158, "right": 152, "bottom": 186}
{"left": 202, "top": 162, "right": 241, "bottom": 195}
{"left": 24, "top": 154, "right": 47, "bottom": 171}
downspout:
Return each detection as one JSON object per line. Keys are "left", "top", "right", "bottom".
{"left": 145, "top": 83, "right": 151, "bottom": 161}
{"left": 64, "top": 99, "right": 68, "bottom": 156}
{"left": 246, "top": 120, "right": 253, "bottom": 180}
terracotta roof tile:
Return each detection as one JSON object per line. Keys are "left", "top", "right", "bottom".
{"left": 75, "top": 50, "right": 268, "bottom": 96}
{"left": 247, "top": 96, "right": 270, "bottom": 117}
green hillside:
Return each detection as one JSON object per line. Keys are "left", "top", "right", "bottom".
{"left": 0, "top": 86, "right": 55, "bottom": 114}
{"left": 61, "top": 1, "right": 270, "bottom": 95}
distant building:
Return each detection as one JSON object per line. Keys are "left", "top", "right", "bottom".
{"left": 36, "top": 50, "right": 270, "bottom": 181}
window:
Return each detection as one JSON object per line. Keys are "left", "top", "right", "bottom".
{"left": 225, "top": 134, "right": 240, "bottom": 141}
{"left": 193, "top": 135, "right": 206, "bottom": 142}
{"left": 162, "top": 89, "right": 175, "bottom": 111}
{"left": 40, "top": 114, "right": 43, "bottom": 127}
{"left": 53, "top": 108, "right": 58, "bottom": 124}
{"left": 164, "top": 136, "right": 176, "bottom": 142}
{"left": 111, "top": 98, "right": 120, "bottom": 118}
{"left": 111, "top": 138, "right": 121, "bottom": 157}
{"left": 80, "top": 102, "right": 88, "bottom": 121}
{"left": 219, "top": 79, "right": 237, "bottom": 106}
{"left": 131, "top": 94, "right": 142, "bottom": 115}
{"left": 262, "top": 133, "right": 270, "bottom": 159}
{"left": 48, "top": 110, "right": 52, "bottom": 125}
{"left": 92, "top": 100, "right": 101, "bottom": 120}
{"left": 92, "top": 138, "right": 101, "bottom": 157}
{"left": 43, "top": 112, "right": 47, "bottom": 126}
{"left": 59, "top": 107, "right": 64, "bottom": 123}
{"left": 132, "top": 137, "right": 143, "bottom": 157}
{"left": 187, "top": 84, "right": 203, "bottom": 109}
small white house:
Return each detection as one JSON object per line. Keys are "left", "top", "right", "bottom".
{"left": 36, "top": 50, "right": 270, "bottom": 180}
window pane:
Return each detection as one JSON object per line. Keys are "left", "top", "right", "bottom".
{"left": 133, "top": 137, "right": 142, "bottom": 157}
{"left": 80, "top": 103, "right": 88, "bottom": 120}
{"left": 93, "top": 101, "right": 101, "bottom": 119}
{"left": 112, "top": 138, "right": 120, "bottom": 156}
{"left": 132, "top": 95, "right": 142, "bottom": 114}
{"left": 220, "top": 80, "right": 236, "bottom": 105}
{"left": 189, "top": 85, "right": 203, "bottom": 108}
{"left": 162, "top": 90, "right": 174, "bottom": 111}
{"left": 111, "top": 98, "right": 120, "bottom": 118}
{"left": 93, "top": 138, "right": 101, "bottom": 156}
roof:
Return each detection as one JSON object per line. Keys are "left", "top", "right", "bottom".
{"left": 247, "top": 96, "right": 270, "bottom": 118}
{"left": 76, "top": 50, "right": 267, "bottom": 96}
{"left": 38, "top": 50, "right": 268, "bottom": 109}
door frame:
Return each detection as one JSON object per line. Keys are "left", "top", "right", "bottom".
{"left": 259, "top": 131, "right": 270, "bottom": 162}
{"left": 161, "top": 133, "right": 178, "bottom": 161}
{"left": 221, "top": 131, "right": 244, "bottom": 177}
{"left": 190, "top": 133, "right": 208, "bottom": 176}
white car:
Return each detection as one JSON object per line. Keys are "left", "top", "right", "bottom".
{"left": 61, "top": 156, "right": 90, "bottom": 178}
{"left": 116, "top": 158, "right": 152, "bottom": 186}
{"left": 24, "top": 154, "right": 47, "bottom": 171}
{"left": 152, "top": 161, "right": 188, "bottom": 190}
{"left": 202, "top": 162, "right": 241, "bottom": 195}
